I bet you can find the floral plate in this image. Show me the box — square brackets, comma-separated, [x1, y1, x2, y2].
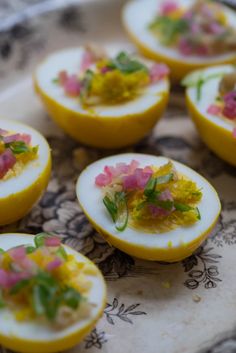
[0, 1, 236, 352]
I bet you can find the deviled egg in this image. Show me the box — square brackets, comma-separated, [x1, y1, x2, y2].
[76, 153, 221, 262]
[122, 0, 236, 81]
[0, 119, 51, 225]
[183, 65, 236, 166]
[0, 233, 106, 353]
[34, 45, 169, 148]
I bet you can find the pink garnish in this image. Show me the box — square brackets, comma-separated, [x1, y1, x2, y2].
[160, 0, 179, 15]
[0, 149, 17, 179]
[207, 104, 222, 116]
[64, 75, 81, 96]
[223, 92, 236, 120]
[123, 168, 153, 190]
[0, 269, 9, 288]
[178, 38, 193, 56]
[95, 160, 140, 187]
[149, 205, 170, 217]
[150, 63, 169, 82]
[3, 133, 31, 144]
[100, 67, 111, 74]
[46, 258, 62, 271]
[95, 172, 112, 187]
[9, 246, 26, 261]
[80, 50, 94, 72]
[58, 70, 68, 85]
[159, 189, 173, 201]
[209, 23, 224, 35]
[190, 23, 200, 34]
[44, 236, 61, 247]
[0, 129, 8, 135]
[233, 127, 236, 139]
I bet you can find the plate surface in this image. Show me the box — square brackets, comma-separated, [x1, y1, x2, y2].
[0, 1, 236, 353]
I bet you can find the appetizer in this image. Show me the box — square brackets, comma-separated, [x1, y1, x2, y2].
[0, 233, 106, 353]
[34, 45, 169, 148]
[122, 0, 236, 81]
[0, 119, 51, 225]
[76, 153, 221, 262]
[183, 65, 236, 166]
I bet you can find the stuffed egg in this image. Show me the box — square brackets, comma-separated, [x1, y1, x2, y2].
[122, 0, 236, 81]
[184, 65, 236, 166]
[0, 233, 106, 353]
[0, 119, 51, 225]
[76, 153, 221, 262]
[34, 45, 170, 149]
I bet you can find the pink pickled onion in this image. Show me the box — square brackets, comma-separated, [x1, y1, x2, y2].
[0, 149, 16, 179]
[64, 75, 81, 96]
[207, 104, 222, 116]
[46, 258, 62, 271]
[149, 205, 170, 217]
[9, 246, 26, 261]
[0, 269, 9, 288]
[123, 168, 153, 190]
[159, 189, 173, 201]
[223, 92, 236, 120]
[58, 70, 68, 85]
[80, 50, 94, 72]
[44, 237, 61, 247]
[95, 172, 112, 187]
[0, 129, 8, 135]
[160, 0, 179, 15]
[150, 64, 169, 83]
[3, 133, 31, 144]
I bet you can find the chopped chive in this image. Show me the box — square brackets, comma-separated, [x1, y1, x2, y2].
[114, 192, 128, 232]
[103, 196, 118, 223]
[25, 246, 35, 254]
[0, 248, 4, 254]
[174, 202, 193, 212]
[196, 207, 201, 220]
[10, 279, 31, 295]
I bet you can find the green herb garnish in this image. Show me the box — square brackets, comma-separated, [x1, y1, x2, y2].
[103, 191, 128, 231]
[149, 16, 189, 45]
[6, 141, 30, 154]
[107, 52, 148, 74]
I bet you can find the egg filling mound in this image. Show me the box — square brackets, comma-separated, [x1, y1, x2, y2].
[95, 160, 202, 233]
[53, 45, 169, 106]
[149, 0, 236, 57]
[0, 233, 92, 328]
[0, 129, 38, 180]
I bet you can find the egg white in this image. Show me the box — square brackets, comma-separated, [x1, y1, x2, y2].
[0, 119, 50, 198]
[0, 234, 106, 342]
[77, 153, 220, 251]
[122, 0, 236, 64]
[186, 65, 235, 132]
[35, 47, 169, 117]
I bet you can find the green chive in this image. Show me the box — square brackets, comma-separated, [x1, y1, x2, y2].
[114, 192, 128, 232]
[56, 246, 68, 260]
[196, 207, 201, 220]
[174, 202, 193, 212]
[6, 141, 30, 154]
[144, 177, 157, 197]
[52, 78, 59, 84]
[0, 248, 4, 254]
[34, 233, 48, 247]
[25, 246, 35, 254]
[103, 196, 118, 222]
[107, 51, 148, 74]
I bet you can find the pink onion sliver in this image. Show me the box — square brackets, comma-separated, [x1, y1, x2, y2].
[123, 174, 137, 190]
[207, 104, 222, 116]
[135, 169, 152, 188]
[150, 64, 169, 83]
[9, 246, 26, 261]
[149, 205, 170, 217]
[95, 173, 112, 187]
[209, 22, 224, 35]
[0, 269, 9, 288]
[59, 70, 68, 85]
[160, 0, 179, 15]
[3, 133, 31, 144]
[46, 258, 62, 271]
[0, 149, 17, 179]
[64, 75, 81, 96]
[178, 38, 193, 56]
[128, 160, 139, 174]
[80, 51, 94, 72]
[44, 237, 61, 247]
[0, 129, 8, 135]
[159, 189, 173, 201]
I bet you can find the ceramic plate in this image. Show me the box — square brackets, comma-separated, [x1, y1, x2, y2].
[0, 1, 236, 352]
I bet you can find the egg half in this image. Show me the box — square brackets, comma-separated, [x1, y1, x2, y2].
[0, 119, 51, 226]
[185, 65, 236, 166]
[34, 47, 169, 149]
[122, 0, 236, 81]
[76, 153, 221, 262]
[0, 233, 106, 353]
